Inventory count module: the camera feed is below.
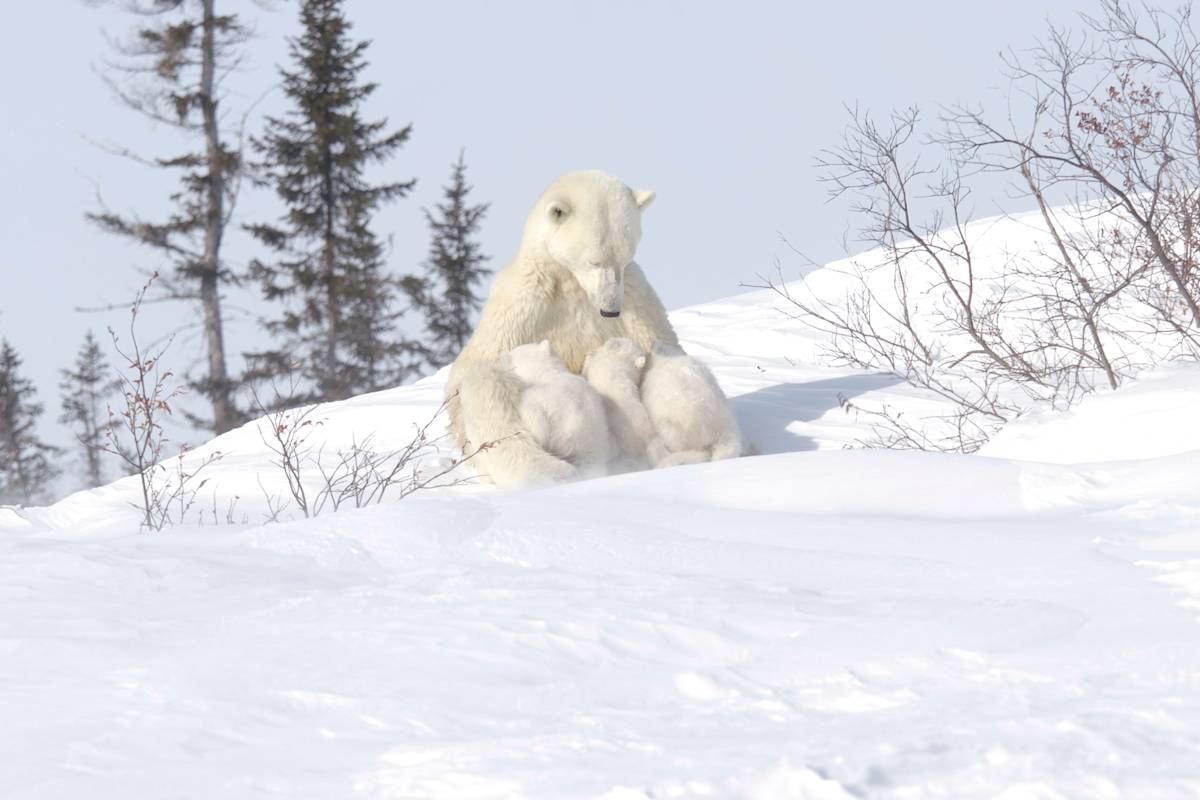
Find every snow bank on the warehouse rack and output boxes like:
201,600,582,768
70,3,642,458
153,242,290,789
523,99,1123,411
3,443,1200,798
981,363,1200,464
4,206,1200,798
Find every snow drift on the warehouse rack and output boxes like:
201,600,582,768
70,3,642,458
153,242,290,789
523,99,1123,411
3,210,1200,799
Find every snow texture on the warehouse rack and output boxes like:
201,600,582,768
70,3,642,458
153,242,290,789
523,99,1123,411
3,221,1200,798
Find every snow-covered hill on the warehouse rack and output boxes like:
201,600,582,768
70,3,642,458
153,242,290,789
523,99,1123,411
3,230,1200,798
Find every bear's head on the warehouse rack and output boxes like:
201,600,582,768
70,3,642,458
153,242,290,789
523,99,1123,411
649,341,685,358
501,339,565,382
643,340,688,371
582,337,647,384
523,170,655,318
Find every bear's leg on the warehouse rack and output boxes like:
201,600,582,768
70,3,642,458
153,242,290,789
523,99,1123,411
710,430,744,461
458,360,577,489
654,448,711,468
644,436,672,468
573,422,612,479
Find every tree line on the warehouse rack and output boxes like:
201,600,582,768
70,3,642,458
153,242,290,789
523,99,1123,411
0,0,490,505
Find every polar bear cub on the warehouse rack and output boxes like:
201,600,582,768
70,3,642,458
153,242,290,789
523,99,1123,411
582,337,661,472
640,341,744,467
501,340,611,479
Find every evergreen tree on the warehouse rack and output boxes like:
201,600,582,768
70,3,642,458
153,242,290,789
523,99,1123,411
59,331,121,489
246,0,419,402
410,151,491,368
0,340,61,506
87,0,249,433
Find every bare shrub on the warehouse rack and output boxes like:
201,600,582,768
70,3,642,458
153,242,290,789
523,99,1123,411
102,273,223,530
754,108,1061,452
252,388,495,523
759,2,1200,452
200,488,247,527
253,386,322,521
946,0,1200,356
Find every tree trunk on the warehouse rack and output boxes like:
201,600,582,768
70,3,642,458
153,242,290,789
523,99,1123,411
322,146,340,399
85,391,102,488
200,0,235,432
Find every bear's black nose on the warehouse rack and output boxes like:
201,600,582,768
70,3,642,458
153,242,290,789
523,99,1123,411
600,309,620,318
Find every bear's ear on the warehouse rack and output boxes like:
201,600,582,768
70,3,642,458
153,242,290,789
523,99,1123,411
633,189,656,211
546,199,570,223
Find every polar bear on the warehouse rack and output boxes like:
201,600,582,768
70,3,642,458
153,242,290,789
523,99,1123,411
501,340,610,482
581,337,661,473
448,170,680,487
640,342,744,467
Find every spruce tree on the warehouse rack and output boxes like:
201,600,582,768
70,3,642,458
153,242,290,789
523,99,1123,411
246,0,419,402
0,340,61,506
59,331,121,489
410,151,491,369
87,0,248,433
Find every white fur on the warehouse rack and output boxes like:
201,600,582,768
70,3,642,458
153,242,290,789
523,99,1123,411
640,342,744,467
501,341,610,481
447,171,679,487
459,360,577,489
582,337,659,473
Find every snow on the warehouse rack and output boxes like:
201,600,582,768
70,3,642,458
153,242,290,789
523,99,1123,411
980,363,1200,464
4,223,1200,797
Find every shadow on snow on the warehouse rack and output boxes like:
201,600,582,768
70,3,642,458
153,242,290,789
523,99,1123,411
730,373,901,454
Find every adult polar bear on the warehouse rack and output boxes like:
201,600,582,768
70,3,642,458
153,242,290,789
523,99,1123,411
447,170,680,488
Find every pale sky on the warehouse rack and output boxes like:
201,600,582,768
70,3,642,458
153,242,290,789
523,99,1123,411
0,0,1096,483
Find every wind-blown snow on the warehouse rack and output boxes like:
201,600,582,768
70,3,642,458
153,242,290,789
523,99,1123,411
980,364,1200,464
3,223,1200,798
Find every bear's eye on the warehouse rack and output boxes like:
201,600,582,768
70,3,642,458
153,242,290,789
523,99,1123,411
547,201,569,223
